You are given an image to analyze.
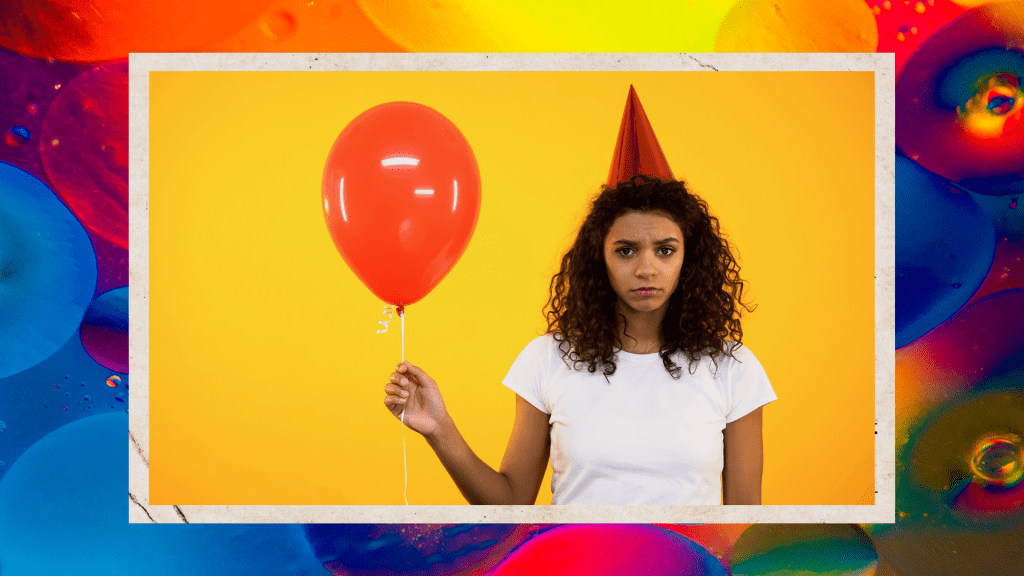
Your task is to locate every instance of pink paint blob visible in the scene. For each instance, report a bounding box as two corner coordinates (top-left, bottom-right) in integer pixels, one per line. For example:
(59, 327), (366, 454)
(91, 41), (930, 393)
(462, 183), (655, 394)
(80, 287), (127, 374)
(491, 525), (725, 576)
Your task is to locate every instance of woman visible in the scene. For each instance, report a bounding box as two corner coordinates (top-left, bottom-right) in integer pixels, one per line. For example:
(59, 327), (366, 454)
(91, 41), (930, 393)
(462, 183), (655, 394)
(383, 175), (777, 505)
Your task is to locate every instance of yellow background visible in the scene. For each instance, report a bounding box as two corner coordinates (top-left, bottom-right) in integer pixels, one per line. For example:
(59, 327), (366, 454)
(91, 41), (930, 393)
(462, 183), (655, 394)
(149, 72), (875, 505)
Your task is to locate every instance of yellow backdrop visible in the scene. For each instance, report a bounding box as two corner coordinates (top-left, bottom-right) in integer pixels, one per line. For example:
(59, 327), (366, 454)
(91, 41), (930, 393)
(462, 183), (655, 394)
(149, 71), (875, 505)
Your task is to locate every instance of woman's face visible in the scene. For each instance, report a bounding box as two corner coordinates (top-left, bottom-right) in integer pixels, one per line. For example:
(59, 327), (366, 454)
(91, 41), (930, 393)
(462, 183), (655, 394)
(603, 210), (685, 315)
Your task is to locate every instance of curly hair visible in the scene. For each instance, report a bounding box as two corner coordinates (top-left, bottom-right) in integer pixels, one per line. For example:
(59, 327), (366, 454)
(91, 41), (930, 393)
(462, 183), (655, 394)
(544, 175), (754, 379)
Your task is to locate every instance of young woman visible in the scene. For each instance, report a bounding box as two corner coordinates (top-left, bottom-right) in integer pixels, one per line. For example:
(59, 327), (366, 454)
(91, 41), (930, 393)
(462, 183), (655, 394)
(383, 175), (777, 505)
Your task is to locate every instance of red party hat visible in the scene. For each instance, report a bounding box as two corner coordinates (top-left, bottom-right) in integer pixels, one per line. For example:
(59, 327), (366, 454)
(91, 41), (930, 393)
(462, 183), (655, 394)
(606, 85), (674, 187)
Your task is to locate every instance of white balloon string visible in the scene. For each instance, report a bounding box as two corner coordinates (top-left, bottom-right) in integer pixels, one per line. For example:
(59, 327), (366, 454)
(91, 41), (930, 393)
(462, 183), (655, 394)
(376, 306), (392, 333)
(377, 303), (409, 505)
(399, 306), (408, 506)
(397, 305), (405, 502)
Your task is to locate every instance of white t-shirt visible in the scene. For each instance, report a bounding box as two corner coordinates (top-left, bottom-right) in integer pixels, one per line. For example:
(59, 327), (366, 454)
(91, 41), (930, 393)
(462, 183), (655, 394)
(502, 334), (777, 505)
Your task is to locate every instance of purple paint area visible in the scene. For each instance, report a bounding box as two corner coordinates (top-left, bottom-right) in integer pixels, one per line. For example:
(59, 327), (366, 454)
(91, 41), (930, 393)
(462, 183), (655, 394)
(304, 524), (537, 576)
(80, 287), (127, 373)
(897, 154), (996, 349)
(89, 225), (128, 296)
(0, 47), (83, 181)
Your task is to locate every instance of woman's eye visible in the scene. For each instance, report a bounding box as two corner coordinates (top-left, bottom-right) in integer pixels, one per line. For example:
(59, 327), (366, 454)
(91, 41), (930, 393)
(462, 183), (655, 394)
(658, 246), (675, 256)
(617, 247), (634, 256)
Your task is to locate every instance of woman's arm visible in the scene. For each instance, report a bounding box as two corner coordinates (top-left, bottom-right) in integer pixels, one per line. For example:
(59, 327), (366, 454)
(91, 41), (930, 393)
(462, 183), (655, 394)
(385, 362), (550, 505)
(428, 393), (550, 505)
(722, 406), (764, 505)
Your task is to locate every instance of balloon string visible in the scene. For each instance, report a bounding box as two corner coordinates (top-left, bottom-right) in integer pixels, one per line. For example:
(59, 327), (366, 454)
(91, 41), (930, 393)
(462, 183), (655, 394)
(376, 306), (392, 333)
(398, 305), (408, 506)
(377, 304), (409, 505)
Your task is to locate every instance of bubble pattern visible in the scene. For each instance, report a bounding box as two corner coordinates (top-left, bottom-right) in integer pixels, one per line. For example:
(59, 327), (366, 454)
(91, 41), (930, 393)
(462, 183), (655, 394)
(0, 413), (333, 575)
(0, 1), (1021, 574)
(895, 3), (1024, 184)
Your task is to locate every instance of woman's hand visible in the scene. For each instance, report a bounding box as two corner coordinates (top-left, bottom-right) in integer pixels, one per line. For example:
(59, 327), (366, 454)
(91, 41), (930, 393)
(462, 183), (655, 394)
(384, 361), (450, 437)
(384, 362), (550, 505)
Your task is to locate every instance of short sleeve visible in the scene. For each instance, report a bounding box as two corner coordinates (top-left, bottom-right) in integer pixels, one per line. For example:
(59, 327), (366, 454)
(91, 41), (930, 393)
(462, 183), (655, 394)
(501, 336), (553, 414)
(724, 345), (777, 423)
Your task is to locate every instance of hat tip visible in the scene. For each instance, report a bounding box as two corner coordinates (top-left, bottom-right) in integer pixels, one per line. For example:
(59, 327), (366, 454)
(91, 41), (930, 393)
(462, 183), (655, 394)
(606, 84), (673, 186)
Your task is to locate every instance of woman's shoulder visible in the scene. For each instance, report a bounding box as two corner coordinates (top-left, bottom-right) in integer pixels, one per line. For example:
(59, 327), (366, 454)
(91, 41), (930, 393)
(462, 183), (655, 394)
(722, 340), (758, 361)
(514, 332), (573, 365)
(700, 340), (763, 375)
(524, 332), (564, 354)
(506, 333), (566, 378)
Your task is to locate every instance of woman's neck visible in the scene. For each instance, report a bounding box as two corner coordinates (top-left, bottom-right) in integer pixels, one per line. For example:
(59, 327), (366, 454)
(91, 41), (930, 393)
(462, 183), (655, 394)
(615, 301), (667, 354)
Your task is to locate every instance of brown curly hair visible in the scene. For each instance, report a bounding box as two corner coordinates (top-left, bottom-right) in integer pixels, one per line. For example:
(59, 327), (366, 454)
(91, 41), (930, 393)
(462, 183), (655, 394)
(544, 175), (754, 378)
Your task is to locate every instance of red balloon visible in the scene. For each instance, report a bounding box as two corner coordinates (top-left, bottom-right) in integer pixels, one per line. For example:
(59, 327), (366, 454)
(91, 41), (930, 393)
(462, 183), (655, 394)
(321, 102), (481, 306)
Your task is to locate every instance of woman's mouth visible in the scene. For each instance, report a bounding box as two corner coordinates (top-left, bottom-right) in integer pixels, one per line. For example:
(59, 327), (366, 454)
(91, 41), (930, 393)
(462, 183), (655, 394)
(633, 287), (659, 297)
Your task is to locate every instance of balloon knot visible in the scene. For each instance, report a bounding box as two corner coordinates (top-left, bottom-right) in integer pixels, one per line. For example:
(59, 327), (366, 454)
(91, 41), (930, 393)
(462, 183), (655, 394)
(396, 305), (405, 317)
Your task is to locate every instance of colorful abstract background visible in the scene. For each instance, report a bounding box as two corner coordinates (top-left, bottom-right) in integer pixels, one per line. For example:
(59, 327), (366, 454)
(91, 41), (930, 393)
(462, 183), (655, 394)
(0, 0), (1022, 575)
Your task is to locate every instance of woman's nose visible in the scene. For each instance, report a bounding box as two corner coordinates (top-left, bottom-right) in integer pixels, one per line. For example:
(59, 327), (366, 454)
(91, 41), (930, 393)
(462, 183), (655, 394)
(635, 252), (656, 277)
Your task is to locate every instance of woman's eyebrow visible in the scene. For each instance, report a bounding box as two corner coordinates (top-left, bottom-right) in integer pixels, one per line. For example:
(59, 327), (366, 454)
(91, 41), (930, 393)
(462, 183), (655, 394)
(612, 238), (680, 246)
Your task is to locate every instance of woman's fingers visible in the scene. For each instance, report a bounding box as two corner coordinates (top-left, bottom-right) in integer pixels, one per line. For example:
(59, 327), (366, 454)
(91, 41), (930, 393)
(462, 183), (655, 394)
(399, 361), (434, 388)
(383, 391), (408, 408)
(387, 371), (417, 388)
(385, 371), (415, 414)
(384, 383), (409, 398)
(384, 397), (407, 421)
(386, 362), (432, 421)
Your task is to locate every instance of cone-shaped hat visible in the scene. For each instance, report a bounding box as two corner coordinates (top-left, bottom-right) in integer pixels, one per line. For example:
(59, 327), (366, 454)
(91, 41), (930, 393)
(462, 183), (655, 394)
(606, 85), (674, 187)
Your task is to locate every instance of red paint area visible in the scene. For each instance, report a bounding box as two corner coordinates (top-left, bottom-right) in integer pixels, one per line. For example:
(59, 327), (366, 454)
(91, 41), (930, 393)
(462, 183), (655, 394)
(868, 0), (966, 77)
(491, 525), (724, 576)
(953, 478), (1024, 517)
(39, 60), (128, 249)
(0, 0), (276, 61)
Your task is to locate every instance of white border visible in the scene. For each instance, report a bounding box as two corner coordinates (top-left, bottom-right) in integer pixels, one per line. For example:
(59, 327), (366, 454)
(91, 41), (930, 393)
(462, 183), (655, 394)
(129, 52), (895, 524)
